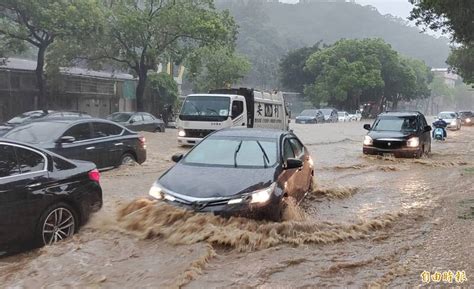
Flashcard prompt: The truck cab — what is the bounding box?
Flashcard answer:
[177,94,248,146]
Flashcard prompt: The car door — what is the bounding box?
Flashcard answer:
[419,115,431,149]
[128,114,144,131]
[0,143,49,248]
[56,122,98,164]
[92,122,125,167]
[278,138,301,200]
[142,113,156,132]
[288,137,310,198]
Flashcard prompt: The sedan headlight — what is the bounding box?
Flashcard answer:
[149,183,163,200]
[250,183,276,204]
[178,129,186,137]
[363,136,373,146]
[407,137,420,148]
[466,118,471,123]
[451,120,457,125]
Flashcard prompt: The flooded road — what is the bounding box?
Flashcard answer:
[1,122,473,288]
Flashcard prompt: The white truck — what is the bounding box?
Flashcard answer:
[176,88,290,146]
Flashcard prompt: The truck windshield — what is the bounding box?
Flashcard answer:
[180,96,230,122]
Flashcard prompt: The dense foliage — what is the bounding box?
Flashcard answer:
[217,0,450,89]
[409,0,473,85]
[301,39,432,110]
[187,46,251,92]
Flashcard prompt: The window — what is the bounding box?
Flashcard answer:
[92,122,123,138]
[143,114,154,121]
[63,123,92,141]
[231,101,244,119]
[52,156,76,170]
[289,138,304,158]
[15,147,45,174]
[131,115,143,123]
[183,138,277,167]
[0,144,20,177]
[283,139,295,161]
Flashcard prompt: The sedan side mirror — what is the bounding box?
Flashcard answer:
[363,124,371,130]
[171,153,183,163]
[424,125,432,132]
[129,119,135,124]
[57,136,75,144]
[284,158,303,170]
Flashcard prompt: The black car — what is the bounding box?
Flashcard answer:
[295,109,325,124]
[0,140,102,252]
[4,119,147,169]
[458,111,473,126]
[0,110,91,136]
[320,108,338,123]
[363,111,431,158]
[148,128,314,221]
[107,112,165,133]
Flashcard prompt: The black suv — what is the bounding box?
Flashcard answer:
[362,111,431,158]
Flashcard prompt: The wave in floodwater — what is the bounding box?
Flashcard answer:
[309,186,358,199]
[116,198,401,252]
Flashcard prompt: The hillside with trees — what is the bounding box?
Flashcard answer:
[217,0,451,90]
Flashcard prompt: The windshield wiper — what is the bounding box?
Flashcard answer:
[234,140,243,168]
[256,141,270,168]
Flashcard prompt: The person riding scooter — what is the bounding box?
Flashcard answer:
[432,118,448,140]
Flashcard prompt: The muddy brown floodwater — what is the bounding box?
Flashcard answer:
[1,122,473,288]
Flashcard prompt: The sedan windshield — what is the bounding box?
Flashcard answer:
[320,109,332,116]
[372,116,417,132]
[8,111,48,124]
[299,110,318,116]
[184,137,277,168]
[107,113,132,122]
[180,96,230,121]
[4,122,69,144]
[438,112,456,119]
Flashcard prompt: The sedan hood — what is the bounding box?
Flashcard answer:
[158,164,276,199]
[296,116,316,120]
[368,130,413,140]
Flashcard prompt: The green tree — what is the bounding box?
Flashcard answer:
[409,0,473,85]
[79,0,236,111]
[279,42,321,93]
[147,72,178,117]
[447,46,473,84]
[409,0,472,44]
[187,46,251,92]
[0,0,104,108]
[304,39,385,110]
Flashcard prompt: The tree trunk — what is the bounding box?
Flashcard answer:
[135,67,148,112]
[36,45,47,109]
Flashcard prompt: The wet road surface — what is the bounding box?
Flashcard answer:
[1,122,472,288]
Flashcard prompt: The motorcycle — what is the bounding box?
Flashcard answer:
[433,127,445,141]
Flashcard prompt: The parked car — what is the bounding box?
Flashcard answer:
[349,110,362,122]
[437,111,461,130]
[3,119,146,169]
[320,108,338,123]
[0,139,102,252]
[295,109,324,124]
[0,110,91,136]
[338,111,351,122]
[458,111,473,126]
[148,128,314,221]
[362,111,431,158]
[107,112,165,133]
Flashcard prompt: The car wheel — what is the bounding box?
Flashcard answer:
[154,127,162,133]
[37,202,77,246]
[120,153,136,166]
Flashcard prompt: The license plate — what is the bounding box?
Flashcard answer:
[301,121,306,124]
[382,153,394,158]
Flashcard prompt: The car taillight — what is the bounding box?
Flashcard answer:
[139,136,146,148]
[88,169,100,183]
